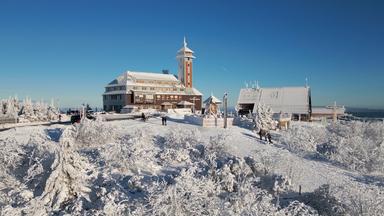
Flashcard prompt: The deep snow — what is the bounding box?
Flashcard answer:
[0,117,383,215]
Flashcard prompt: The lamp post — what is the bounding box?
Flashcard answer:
[192,97,196,114]
[223,93,228,128]
[333,101,337,123]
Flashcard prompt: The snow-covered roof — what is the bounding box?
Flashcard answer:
[106,71,178,87]
[177,46,194,54]
[237,87,310,114]
[122,105,138,109]
[312,107,345,115]
[161,102,173,106]
[128,71,178,81]
[204,95,222,104]
[177,101,194,106]
[183,87,203,96]
[176,37,195,58]
[102,90,130,95]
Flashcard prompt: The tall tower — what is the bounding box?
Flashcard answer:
[177,37,195,88]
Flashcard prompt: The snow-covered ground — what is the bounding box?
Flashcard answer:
[0,117,383,215]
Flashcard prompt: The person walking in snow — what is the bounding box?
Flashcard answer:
[141,112,146,122]
[161,115,167,125]
[258,128,273,144]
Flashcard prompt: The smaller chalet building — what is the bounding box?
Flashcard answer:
[103,38,202,112]
[237,86,312,120]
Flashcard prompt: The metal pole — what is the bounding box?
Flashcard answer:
[333,101,337,123]
[223,93,228,128]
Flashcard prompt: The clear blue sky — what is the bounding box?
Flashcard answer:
[1,0,383,108]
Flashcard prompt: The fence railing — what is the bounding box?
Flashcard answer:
[0,116,18,124]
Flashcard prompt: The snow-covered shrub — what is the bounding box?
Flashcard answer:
[279,123,327,155]
[221,179,281,215]
[75,117,115,147]
[336,185,384,216]
[326,121,384,173]
[148,168,221,216]
[103,129,159,175]
[209,133,228,153]
[252,149,278,175]
[279,121,384,174]
[157,128,201,164]
[280,200,318,216]
[302,184,346,215]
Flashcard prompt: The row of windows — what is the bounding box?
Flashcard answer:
[132,86,184,92]
[156,95,183,100]
[103,94,123,100]
[135,80,176,85]
[106,86,126,92]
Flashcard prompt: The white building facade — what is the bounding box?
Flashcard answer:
[237,86,312,120]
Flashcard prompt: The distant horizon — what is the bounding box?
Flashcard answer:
[1,0,383,109]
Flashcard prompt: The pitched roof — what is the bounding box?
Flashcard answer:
[177,101,194,106]
[128,71,178,81]
[204,95,222,104]
[106,71,178,87]
[237,87,310,114]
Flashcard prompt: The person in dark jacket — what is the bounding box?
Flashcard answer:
[141,113,146,122]
[258,129,273,144]
[161,115,167,125]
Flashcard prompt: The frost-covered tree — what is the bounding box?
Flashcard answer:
[254,103,274,131]
[40,126,93,210]
[19,97,36,122]
[0,99,4,115]
[4,97,19,117]
[33,100,48,121]
[46,99,59,121]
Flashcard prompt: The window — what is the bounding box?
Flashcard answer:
[150,87,155,91]
[142,87,147,90]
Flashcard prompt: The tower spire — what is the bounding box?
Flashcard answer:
[177,37,195,88]
[183,36,187,48]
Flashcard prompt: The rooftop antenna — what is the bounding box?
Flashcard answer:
[305,77,309,88]
[256,80,260,90]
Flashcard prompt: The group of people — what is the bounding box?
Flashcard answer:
[257,128,273,143]
[141,112,167,126]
